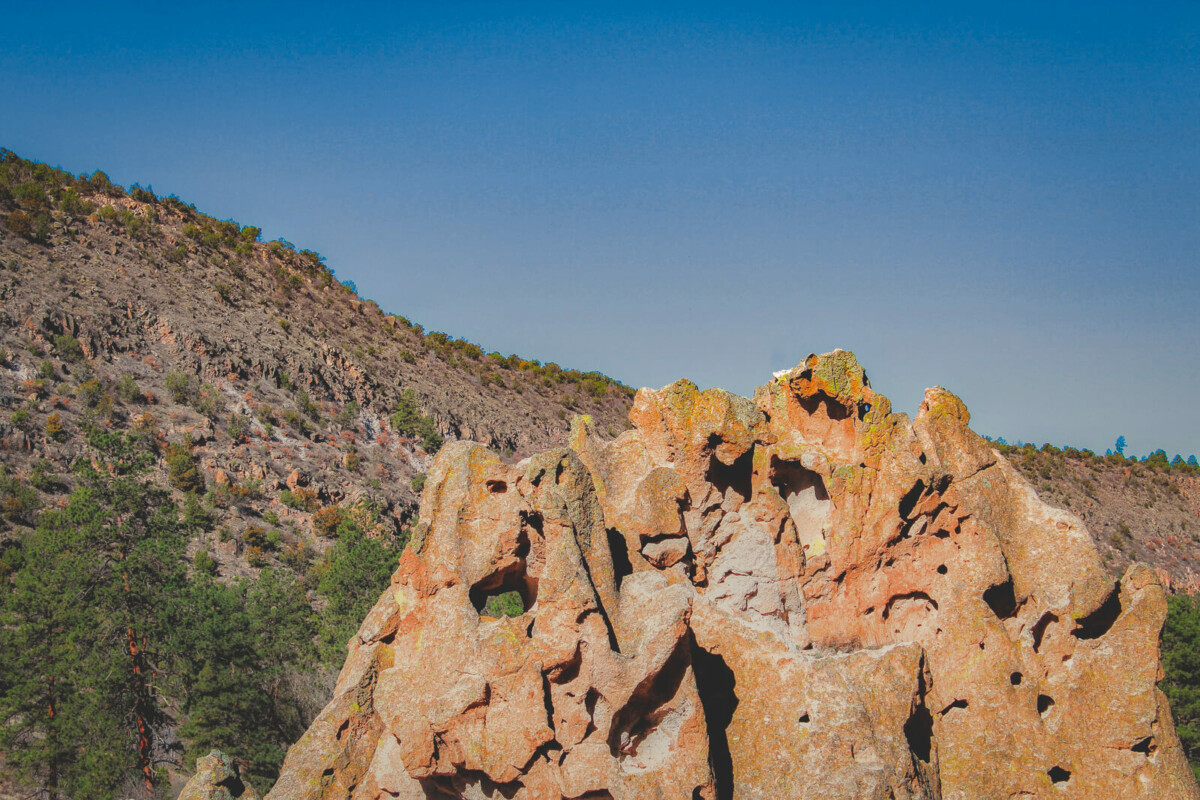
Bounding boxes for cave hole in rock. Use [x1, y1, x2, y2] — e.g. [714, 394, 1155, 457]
[1072, 584, 1122, 640]
[1010, 672, 1023, 686]
[899, 480, 926, 520]
[904, 705, 934, 763]
[689, 636, 738, 800]
[1132, 736, 1155, 755]
[607, 529, 634, 589]
[770, 458, 831, 554]
[1037, 695, 1055, 716]
[216, 771, 246, 798]
[798, 712, 810, 724]
[573, 793, 615, 800]
[983, 578, 1018, 619]
[1047, 766, 1071, 786]
[584, 688, 600, 738]
[1031, 613, 1057, 653]
[706, 436, 753, 505]
[937, 565, 948, 575]
[470, 532, 538, 618]
[857, 401, 872, 420]
[797, 391, 853, 421]
[486, 479, 508, 493]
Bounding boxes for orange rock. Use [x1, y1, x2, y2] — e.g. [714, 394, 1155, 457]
[269, 352, 1199, 800]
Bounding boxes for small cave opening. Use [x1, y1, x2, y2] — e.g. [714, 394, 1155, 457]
[904, 706, 934, 763]
[899, 480, 926, 520]
[904, 667, 934, 763]
[797, 390, 853, 421]
[1037, 695, 1055, 717]
[936, 565, 948, 575]
[470, 534, 538, 618]
[1047, 766, 1071, 786]
[1072, 585, 1122, 640]
[798, 712, 810, 724]
[1010, 672, 1023, 686]
[216, 771, 246, 798]
[1031, 612, 1057, 653]
[983, 578, 1018, 620]
[690, 636, 738, 800]
[486, 479, 508, 493]
[770, 458, 831, 553]
[1132, 736, 1155, 755]
[607, 529, 634, 590]
[706, 436, 753, 505]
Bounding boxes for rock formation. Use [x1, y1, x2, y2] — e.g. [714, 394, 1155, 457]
[263, 351, 1200, 799]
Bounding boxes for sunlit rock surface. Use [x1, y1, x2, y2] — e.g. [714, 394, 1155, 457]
[263, 351, 1199, 800]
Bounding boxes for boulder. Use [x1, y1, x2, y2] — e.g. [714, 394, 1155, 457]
[269, 352, 1199, 800]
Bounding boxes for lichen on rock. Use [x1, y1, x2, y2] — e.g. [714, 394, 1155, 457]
[268, 352, 1200, 800]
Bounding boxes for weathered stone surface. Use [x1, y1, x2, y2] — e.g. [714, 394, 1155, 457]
[270, 351, 1199, 800]
[179, 751, 259, 800]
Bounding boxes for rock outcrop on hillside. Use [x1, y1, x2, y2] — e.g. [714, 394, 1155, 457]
[257, 351, 1199, 799]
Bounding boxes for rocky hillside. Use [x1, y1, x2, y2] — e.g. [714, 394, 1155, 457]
[999, 445, 1200, 591]
[238, 351, 1197, 800]
[0, 149, 633, 579]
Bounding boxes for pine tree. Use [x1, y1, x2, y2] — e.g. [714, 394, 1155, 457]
[0, 430, 187, 798]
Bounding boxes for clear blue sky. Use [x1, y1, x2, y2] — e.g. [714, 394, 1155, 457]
[4, 2, 1198, 457]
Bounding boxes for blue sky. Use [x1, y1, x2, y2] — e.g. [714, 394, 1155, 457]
[3, 2, 1198, 456]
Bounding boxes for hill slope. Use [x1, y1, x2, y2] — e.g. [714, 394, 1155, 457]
[0, 149, 633, 576]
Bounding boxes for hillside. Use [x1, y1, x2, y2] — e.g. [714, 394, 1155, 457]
[0, 149, 633, 581]
[998, 444, 1200, 591]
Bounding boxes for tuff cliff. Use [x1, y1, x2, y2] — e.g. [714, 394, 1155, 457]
[252, 351, 1198, 799]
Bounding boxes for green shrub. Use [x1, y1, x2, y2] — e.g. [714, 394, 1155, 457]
[335, 401, 359, 428]
[28, 460, 60, 493]
[193, 548, 218, 576]
[390, 389, 442, 453]
[75, 379, 105, 407]
[53, 334, 84, 362]
[482, 590, 525, 619]
[59, 189, 92, 218]
[165, 371, 196, 404]
[166, 444, 205, 493]
[116, 373, 142, 403]
[9, 408, 31, 432]
[228, 412, 250, 442]
[129, 183, 157, 203]
[86, 170, 120, 195]
[164, 243, 188, 263]
[195, 383, 225, 420]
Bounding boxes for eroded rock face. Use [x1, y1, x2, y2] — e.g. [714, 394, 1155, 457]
[269, 352, 1199, 800]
